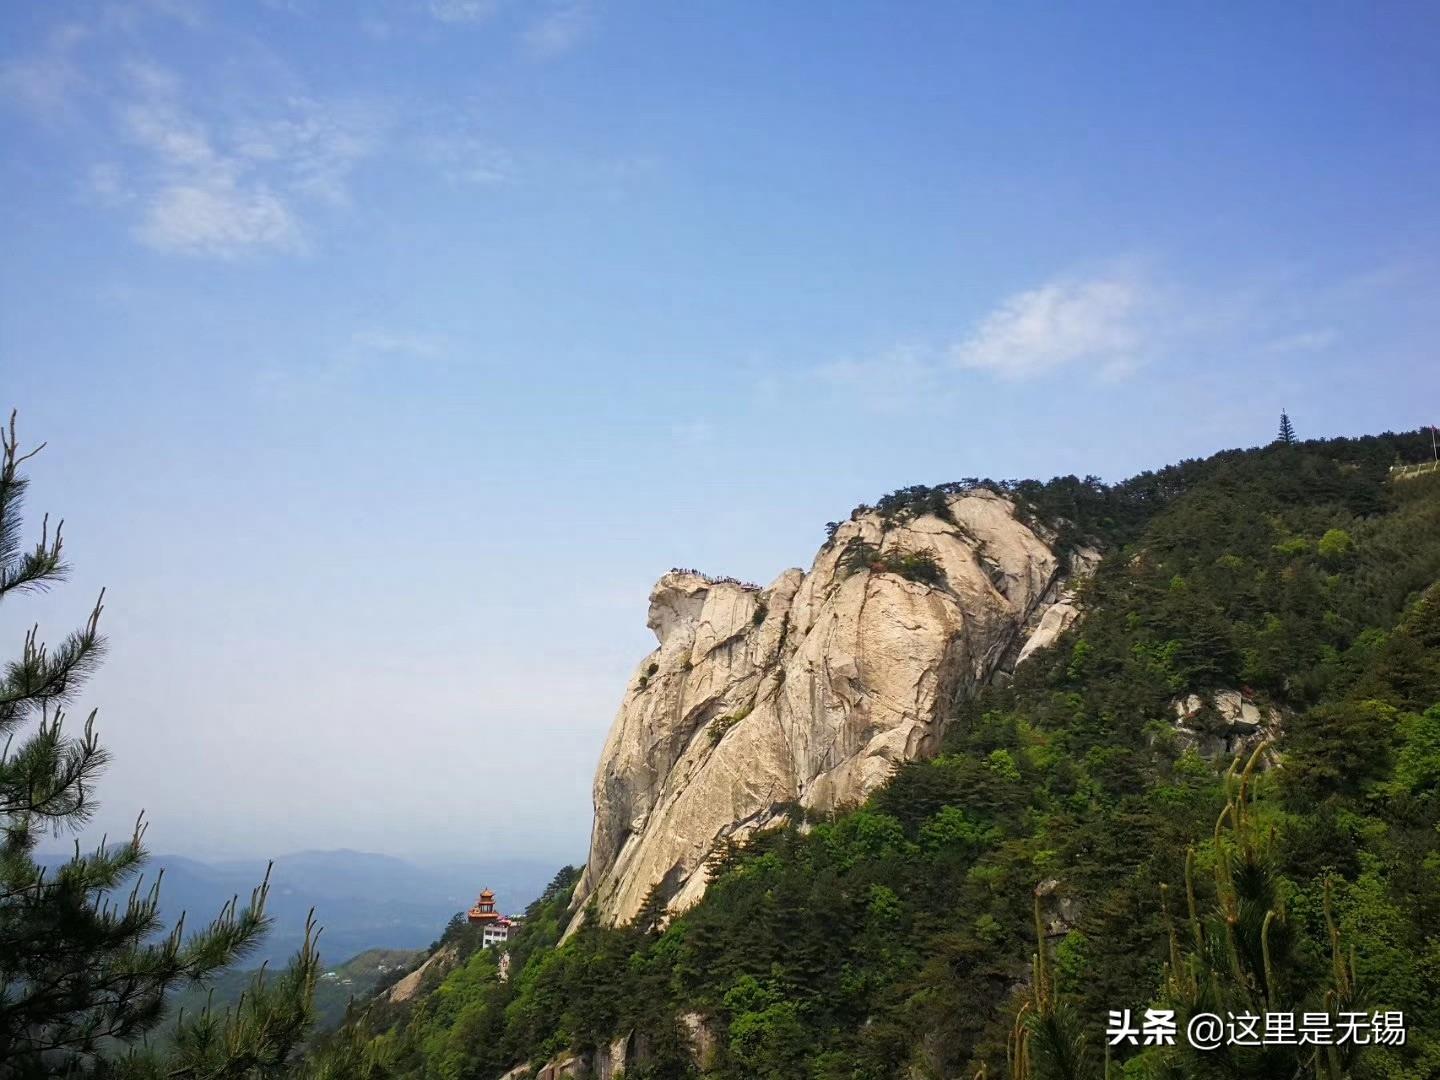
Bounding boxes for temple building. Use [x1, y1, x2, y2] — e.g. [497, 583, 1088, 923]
[467, 888, 520, 948]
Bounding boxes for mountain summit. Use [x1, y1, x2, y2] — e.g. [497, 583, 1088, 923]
[570, 488, 1097, 932]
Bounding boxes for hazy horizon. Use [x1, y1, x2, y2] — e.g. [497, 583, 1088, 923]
[3, 1, 1438, 865]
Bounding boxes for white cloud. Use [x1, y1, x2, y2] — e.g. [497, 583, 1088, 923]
[1262, 328, 1337, 354]
[419, 132, 514, 186]
[258, 327, 450, 400]
[102, 0, 205, 31]
[87, 162, 130, 204]
[0, 55, 81, 116]
[4, 6, 573, 257]
[803, 263, 1390, 419]
[524, 3, 592, 58]
[137, 182, 303, 258]
[799, 272, 1155, 413]
[0, 23, 90, 119]
[121, 99, 217, 168]
[121, 58, 181, 98]
[232, 97, 382, 205]
[1096, 355, 1143, 383]
[422, 0, 593, 55]
[670, 419, 714, 445]
[428, 0, 501, 24]
[351, 330, 448, 359]
[104, 65, 382, 257]
[5, 8, 389, 260]
[951, 277, 1141, 379]
[812, 346, 949, 413]
[115, 93, 301, 257]
[814, 345, 937, 388]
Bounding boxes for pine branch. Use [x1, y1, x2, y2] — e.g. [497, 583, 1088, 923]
[0, 709, 110, 822]
[0, 592, 107, 734]
[0, 411, 63, 598]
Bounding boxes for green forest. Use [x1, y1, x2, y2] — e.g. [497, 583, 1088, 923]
[299, 428, 1440, 1079]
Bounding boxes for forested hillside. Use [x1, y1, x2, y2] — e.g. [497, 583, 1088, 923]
[309, 429, 1440, 1080]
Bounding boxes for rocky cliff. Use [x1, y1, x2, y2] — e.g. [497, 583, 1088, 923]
[568, 489, 1094, 934]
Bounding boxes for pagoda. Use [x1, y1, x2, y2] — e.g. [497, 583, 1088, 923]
[467, 888, 499, 925]
[467, 887, 520, 948]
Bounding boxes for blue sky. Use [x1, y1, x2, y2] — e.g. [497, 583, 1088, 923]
[1, 1, 1437, 864]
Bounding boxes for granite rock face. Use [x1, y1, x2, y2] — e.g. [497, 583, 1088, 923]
[1170, 689, 1283, 761]
[387, 944, 457, 1005]
[512, 1014, 719, 1080]
[569, 489, 1088, 934]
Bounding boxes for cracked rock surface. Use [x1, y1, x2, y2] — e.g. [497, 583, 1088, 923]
[568, 490, 1086, 933]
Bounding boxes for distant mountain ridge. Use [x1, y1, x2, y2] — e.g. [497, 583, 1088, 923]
[37, 848, 557, 967]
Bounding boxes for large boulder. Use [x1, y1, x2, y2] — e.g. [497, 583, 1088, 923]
[569, 490, 1086, 933]
[1170, 689, 1282, 760]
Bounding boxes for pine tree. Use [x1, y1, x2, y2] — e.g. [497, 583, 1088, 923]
[0, 413, 318, 1077]
[1277, 411, 1297, 446]
[629, 882, 671, 938]
[1004, 895, 1100, 1080]
[1141, 742, 1364, 1078]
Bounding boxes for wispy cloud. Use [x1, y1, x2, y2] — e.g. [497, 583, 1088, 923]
[137, 182, 303, 257]
[951, 277, 1142, 380]
[258, 327, 452, 400]
[3, 10, 388, 259]
[427, 0, 501, 24]
[360, 16, 393, 40]
[523, 3, 593, 58]
[1261, 328, 1337, 355]
[231, 98, 382, 206]
[0, 23, 90, 119]
[801, 260, 1405, 418]
[108, 68, 382, 257]
[419, 130, 515, 186]
[807, 273, 1150, 412]
[423, 0, 595, 56]
[812, 345, 946, 412]
[669, 419, 715, 445]
[35, 50, 382, 258]
[351, 330, 449, 359]
[104, 0, 205, 31]
[4, 3, 615, 257]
